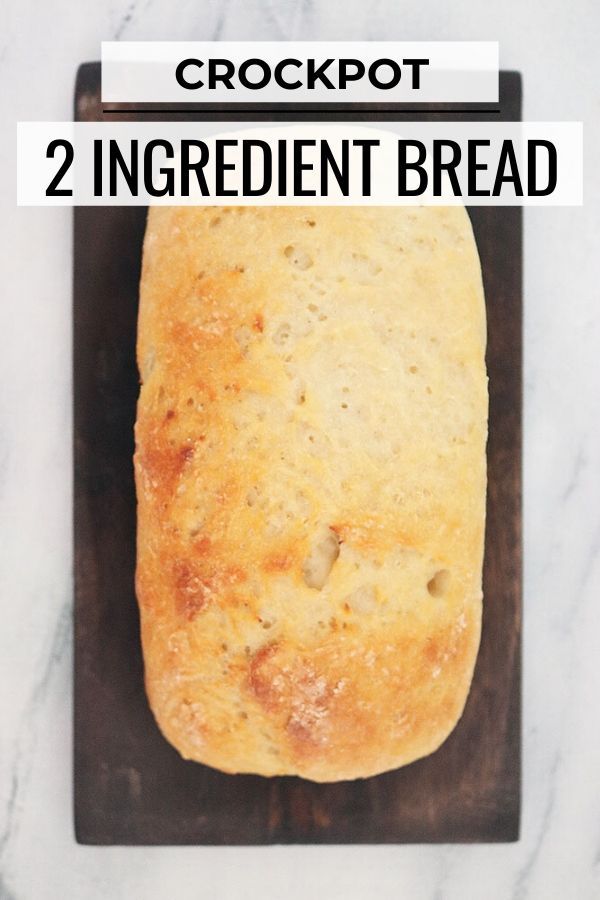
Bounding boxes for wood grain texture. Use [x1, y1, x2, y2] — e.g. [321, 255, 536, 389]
[73, 64, 521, 844]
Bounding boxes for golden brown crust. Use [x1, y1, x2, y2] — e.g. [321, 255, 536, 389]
[134, 206, 487, 781]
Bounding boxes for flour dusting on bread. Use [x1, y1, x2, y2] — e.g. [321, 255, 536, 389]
[134, 206, 487, 781]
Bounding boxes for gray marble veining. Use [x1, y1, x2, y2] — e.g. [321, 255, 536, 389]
[1, 0, 599, 897]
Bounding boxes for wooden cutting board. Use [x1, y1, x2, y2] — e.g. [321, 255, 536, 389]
[74, 64, 522, 844]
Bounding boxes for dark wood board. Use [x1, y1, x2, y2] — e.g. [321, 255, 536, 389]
[74, 64, 522, 845]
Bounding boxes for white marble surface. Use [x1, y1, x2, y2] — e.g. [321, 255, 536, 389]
[1, 1, 599, 897]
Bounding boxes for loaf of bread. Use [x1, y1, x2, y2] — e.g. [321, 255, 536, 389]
[134, 206, 487, 782]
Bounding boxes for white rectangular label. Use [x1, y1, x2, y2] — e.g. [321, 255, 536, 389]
[17, 121, 583, 207]
[101, 41, 499, 104]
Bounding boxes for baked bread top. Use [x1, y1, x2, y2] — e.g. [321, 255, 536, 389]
[134, 206, 487, 781]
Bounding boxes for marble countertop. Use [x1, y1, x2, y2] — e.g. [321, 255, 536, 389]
[1, 1, 599, 897]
